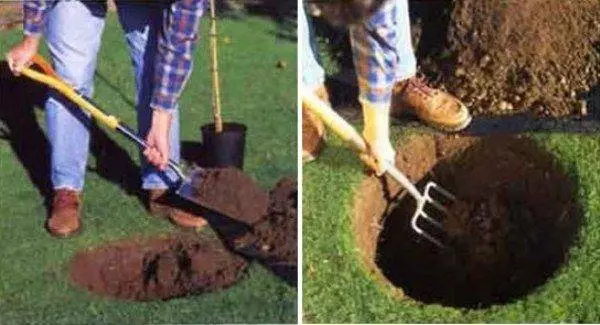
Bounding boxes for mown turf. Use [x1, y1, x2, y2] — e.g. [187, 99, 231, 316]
[304, 127, 600, 323]
[0, 14, 297, 324]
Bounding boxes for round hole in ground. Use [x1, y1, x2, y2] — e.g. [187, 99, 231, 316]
[353, 134, 583, 309]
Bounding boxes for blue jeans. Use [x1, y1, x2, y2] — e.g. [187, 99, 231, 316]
[300, 0, 416, 92]
[299, 4, 325, 90]
[45, 0, 180, 191]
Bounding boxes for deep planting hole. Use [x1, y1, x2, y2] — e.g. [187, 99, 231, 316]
[356, 135, 583, 309]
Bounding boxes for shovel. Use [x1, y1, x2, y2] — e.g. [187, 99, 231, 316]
[20, 54, 199, 203]
[302, 88, 456, 248]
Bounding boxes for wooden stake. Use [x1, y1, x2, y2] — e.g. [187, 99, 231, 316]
[209, 0, 223, 133]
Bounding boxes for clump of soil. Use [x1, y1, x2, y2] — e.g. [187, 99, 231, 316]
[415, 0, 600, 117]
[69, 233, 248, 301]
[191, 167, 269, 225]
[354, 134, 583, 308]
[251, 178, 298, 263]
[192, 168, 298, 283]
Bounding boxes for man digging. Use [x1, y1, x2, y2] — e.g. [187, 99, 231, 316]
[6, 0, 207, 237]
[301, 0, 472, 173]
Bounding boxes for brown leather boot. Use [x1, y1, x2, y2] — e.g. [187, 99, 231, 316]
[392, 77, 472, 132]
[47, 189, 82, 237]
[302, 85, 328, 163]
[148, 189, 207, 229]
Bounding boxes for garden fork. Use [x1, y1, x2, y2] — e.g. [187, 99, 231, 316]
[302, 88, 456, 248]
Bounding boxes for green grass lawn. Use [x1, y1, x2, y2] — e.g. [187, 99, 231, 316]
[304, 128, 600, 323]
[0, 14, 297, 324]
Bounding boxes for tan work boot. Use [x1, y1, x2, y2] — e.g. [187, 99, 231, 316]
[148, 189, 207, 229]
[47, 189, 82, 237]
[302, 85, 329, 163]
[392, 77, 472, 132]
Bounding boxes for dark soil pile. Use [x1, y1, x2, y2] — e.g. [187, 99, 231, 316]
[69, 169, 298, 300]
[69, 233, 248, 301]
[192, 168, 298, 283]
[251, 178, 298, 263]
[354, 134, 583, 308]
[191, 167, 269, 225]
[414, 0, 600, 117]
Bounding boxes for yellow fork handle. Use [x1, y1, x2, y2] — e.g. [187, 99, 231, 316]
[20, 57, 120, 130]
[301, 88, 368, 153]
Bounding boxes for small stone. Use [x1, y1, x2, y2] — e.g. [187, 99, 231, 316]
[580, 101, 588, 116]
[454, 68, 466, 77]
[499, 101, 511, 111]
[276, 60, 288, 69]
[479, 55, 491, 67]
[560, 76, 567, 85]
[570, 90, 577, 99]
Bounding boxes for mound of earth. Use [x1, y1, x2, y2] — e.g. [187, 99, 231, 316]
[414, 0, 600, 117]
[192, 168, 298, 283]
[354, 134, 583, 308]
[69, 169, 298, 300]
[69, 233, 248, 301]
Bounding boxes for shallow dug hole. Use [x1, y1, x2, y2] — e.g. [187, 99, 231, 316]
[69, 233, 248, 301]
[353, 134, 583, 308]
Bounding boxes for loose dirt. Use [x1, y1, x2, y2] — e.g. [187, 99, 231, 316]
[70, 169, 298, 300]
[193, 168, 298, 284]
[0, 4, 22, 31]
[353, 134, 583, 308]
[69, 233, 248, 301]
[191, 167, 269, 225]
[413, 0, 600, 117]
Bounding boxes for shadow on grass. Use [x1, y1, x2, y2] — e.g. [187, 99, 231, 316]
[0, 61, 144, 211]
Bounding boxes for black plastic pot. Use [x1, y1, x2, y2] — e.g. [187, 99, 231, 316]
[201, 122, 247, 169]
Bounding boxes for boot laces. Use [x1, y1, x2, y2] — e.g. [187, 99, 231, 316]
[54, 191, 79, 209]
[406, 76, 436, 98]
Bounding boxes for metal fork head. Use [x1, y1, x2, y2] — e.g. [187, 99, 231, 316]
[410, 181, 457, 248]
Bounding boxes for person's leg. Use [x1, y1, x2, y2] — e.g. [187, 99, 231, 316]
[391, 0, 417, 82]
[300, 3, 327, 163]
[116, 2, 205, 229]
[44, 0, 106, 236]
[300, 4, 326, 91]
[45, 1, 106, 191]
[115, 2, 179, 190]
[387, 0, 471, 131]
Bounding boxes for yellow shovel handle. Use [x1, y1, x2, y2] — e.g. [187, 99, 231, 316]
[20, 55, 120, 130]
[301, 88, 368, 153]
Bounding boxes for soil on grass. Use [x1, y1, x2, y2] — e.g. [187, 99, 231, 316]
[251, 178, 298, 264]
[353, 134, 583, 308]
[69, 169, 298, 299]
[0, 3, 22, 31]
[192, 168, 298, 283]
[69, 233, 249, 301]
[412, 0, 600, 117]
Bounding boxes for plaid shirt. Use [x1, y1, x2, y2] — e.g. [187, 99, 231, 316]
[349, 0, 402, 105]
[23, 0, 205, 111]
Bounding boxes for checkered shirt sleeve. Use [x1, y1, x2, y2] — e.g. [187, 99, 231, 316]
[23, 0, 53, 36]
[151, 0, 206, 111]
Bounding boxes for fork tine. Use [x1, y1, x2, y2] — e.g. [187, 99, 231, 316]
[411, 217, 445, 248]
[418, 211, 443, 229]
[425, 182, 457, 202]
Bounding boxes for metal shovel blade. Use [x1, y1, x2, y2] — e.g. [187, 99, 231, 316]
[172, 167, 207, 205]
